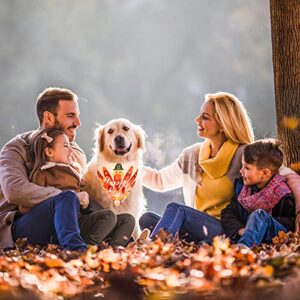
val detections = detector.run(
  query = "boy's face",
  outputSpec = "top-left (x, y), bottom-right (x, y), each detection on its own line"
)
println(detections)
top-left (240, 156), bottom-right (266, 186)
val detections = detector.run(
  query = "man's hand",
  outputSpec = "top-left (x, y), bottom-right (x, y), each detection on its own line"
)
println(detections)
top-left (295, 212), bottom-right (300, 232)
top-left (76, 191), bottom-right (89, 208)
top-left (238, 228), bottom-right (245, 236)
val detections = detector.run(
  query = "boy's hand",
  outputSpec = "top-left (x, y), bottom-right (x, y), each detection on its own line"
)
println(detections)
top-left (238, 228), bottom-right (245, 236)
top-left (76, 191), bottom-right (89, 209)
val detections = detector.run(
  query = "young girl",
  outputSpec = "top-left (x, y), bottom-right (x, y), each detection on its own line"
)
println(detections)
top-left (221, 139), bottom-right (295, 248)
top-left (22, 128), bottom-right (135, 247)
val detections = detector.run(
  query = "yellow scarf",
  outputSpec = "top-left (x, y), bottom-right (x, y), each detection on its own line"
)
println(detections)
top-left (195, 139), bottom-right (239, 218)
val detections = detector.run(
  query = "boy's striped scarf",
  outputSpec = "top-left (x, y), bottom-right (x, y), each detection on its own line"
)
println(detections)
top-left (238, 174), bottom-right (291, 214)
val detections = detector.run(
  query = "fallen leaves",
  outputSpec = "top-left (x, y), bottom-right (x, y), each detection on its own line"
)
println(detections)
top-left (290, 162), bottom-right (300, 172)
top-left (0, 232), bottom-right (300, 299)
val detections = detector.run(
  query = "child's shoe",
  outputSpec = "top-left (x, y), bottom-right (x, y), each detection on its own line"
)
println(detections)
top-left (235, 243), bottom-right (251, 251)
top-left (137, 228), bottom-right (151, 244)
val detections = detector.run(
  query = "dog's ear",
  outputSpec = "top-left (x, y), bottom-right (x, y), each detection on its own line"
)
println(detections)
top-left (94, 125), bottom-right (105, 152)
top-left (135, 125), bottom-right (146, 150)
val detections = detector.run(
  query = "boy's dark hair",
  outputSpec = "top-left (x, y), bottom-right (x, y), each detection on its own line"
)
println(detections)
top-left (243, 138), bottom-right (283, 172)
top-left (36, 87), bottom-right (77, 125)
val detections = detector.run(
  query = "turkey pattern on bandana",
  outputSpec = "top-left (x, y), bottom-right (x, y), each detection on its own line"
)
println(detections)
top-left (96, 161), bottom-right (140, 206)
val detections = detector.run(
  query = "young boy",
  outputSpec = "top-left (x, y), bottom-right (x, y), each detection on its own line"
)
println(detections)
top-left (221, 139), bottom-right (295, 248)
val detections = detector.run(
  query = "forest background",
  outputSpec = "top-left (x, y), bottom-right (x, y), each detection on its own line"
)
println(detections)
top-left (0, 0), bottom-right (275, 213)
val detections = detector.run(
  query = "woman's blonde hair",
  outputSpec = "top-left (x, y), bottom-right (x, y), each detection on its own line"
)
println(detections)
top-left (204, 92), bottom-right (254, 144)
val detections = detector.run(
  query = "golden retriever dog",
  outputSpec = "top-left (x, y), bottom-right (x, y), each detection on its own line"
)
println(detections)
top-left (84, 118), bottom-right (146, 239)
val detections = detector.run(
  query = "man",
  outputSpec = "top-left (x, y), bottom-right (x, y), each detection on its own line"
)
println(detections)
top-left (0, 87), bottom-right (134, 251)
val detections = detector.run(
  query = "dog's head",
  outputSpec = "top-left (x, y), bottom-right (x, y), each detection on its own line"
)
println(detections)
top-left (94, 118), bottom-right (146, 162)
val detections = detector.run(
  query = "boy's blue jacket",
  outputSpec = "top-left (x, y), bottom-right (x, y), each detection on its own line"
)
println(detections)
top-left (221, 178), bottom-right (295, 243)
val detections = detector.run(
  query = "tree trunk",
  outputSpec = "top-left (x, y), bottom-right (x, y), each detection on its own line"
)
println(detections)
top-left (270, 0), bottom-right (300, 173)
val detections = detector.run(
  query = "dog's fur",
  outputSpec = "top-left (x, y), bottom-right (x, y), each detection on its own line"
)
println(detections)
top-left (84, 118), bottom-right (147, 239)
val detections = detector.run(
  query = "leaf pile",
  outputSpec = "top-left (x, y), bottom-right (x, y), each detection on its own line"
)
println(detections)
top-left (0, 231), bottom-right (300, 299)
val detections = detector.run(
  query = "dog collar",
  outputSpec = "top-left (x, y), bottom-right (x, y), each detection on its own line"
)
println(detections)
top-left (96, 161), bottom-right (140, 206)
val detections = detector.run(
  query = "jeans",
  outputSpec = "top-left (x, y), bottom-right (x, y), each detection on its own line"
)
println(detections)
top-left (238, 209), bottom-right (287, 247)
top-left (12, 191), bottom-right (86, 251)
top-left (139, 211), bottom-right (161, 232)
top-left (105, 213), bottom-right (135, 247)
top-left (80, 200), bottom-right (135, 247)
top-left (78, 210), bottom-right (117, 245)
top-left (140, 202), bottom-right (223, 244)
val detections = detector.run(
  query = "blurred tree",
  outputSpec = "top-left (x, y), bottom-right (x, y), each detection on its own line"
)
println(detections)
top-left (270, 0), bottom-right (300, 173)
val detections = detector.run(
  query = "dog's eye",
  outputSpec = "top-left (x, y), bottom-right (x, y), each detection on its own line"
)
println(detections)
top-left (107, 128), bottom-right (114, 134)
top-left (122, 126), bottom-right (130, 131)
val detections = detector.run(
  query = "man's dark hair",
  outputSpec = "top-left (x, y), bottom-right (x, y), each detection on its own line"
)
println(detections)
top-left (36, 87), bottom-right (77, 124)
top-left (243, 138), bottom-right (284, 172)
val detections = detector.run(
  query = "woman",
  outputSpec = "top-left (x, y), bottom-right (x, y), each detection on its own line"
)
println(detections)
top-left (140, 92), bottom-right (299, 244)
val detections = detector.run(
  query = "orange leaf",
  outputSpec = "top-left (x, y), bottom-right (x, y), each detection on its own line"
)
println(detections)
top-left (290, 162), bottom-right (300, 172)
top-left (44, 257), bottom-right (64, 268)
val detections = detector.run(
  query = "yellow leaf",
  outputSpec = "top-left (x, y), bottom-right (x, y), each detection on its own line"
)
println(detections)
top-left (262, 265), bottom-right (274, 277)
top-left (283, 117), bottom-right (299, 130)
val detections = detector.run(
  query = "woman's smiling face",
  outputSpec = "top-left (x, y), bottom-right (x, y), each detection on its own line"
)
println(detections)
top-left (195, 101), bottom-right (223, 140)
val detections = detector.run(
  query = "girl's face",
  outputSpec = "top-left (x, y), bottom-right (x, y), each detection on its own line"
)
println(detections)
top-left (195, 101), bottom-right (223, 140)
top-left (45, 134), bottom-right (73, 164)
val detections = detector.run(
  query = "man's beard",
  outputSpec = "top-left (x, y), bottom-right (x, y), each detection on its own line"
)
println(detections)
top-left (54, 119), bottom-right (76, 143)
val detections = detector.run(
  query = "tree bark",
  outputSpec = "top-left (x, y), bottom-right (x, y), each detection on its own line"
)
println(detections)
top-left (270, 0), bottom-right (300, 173)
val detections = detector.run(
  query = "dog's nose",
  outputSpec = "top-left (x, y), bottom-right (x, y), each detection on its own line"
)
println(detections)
top-left (114, 135), bottom-right (125, 145)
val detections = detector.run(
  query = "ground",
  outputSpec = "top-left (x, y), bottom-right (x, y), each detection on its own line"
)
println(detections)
top-left (1, 231), bottom-right (300, 300)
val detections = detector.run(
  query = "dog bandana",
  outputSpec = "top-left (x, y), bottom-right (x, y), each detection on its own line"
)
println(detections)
top-left (96, 161), bottom-right (140, 206)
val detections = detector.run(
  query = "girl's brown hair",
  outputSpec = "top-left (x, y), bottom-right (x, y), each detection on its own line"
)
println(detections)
top-left (27, 128), bottom-right (66, 182)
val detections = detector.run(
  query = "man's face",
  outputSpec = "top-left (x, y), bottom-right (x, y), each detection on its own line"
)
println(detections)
top-left (54, 100), bottom-right (81, 142)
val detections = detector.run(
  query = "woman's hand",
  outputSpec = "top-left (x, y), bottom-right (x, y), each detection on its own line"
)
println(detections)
top-left (76, 191), bottom-right (89, 209)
